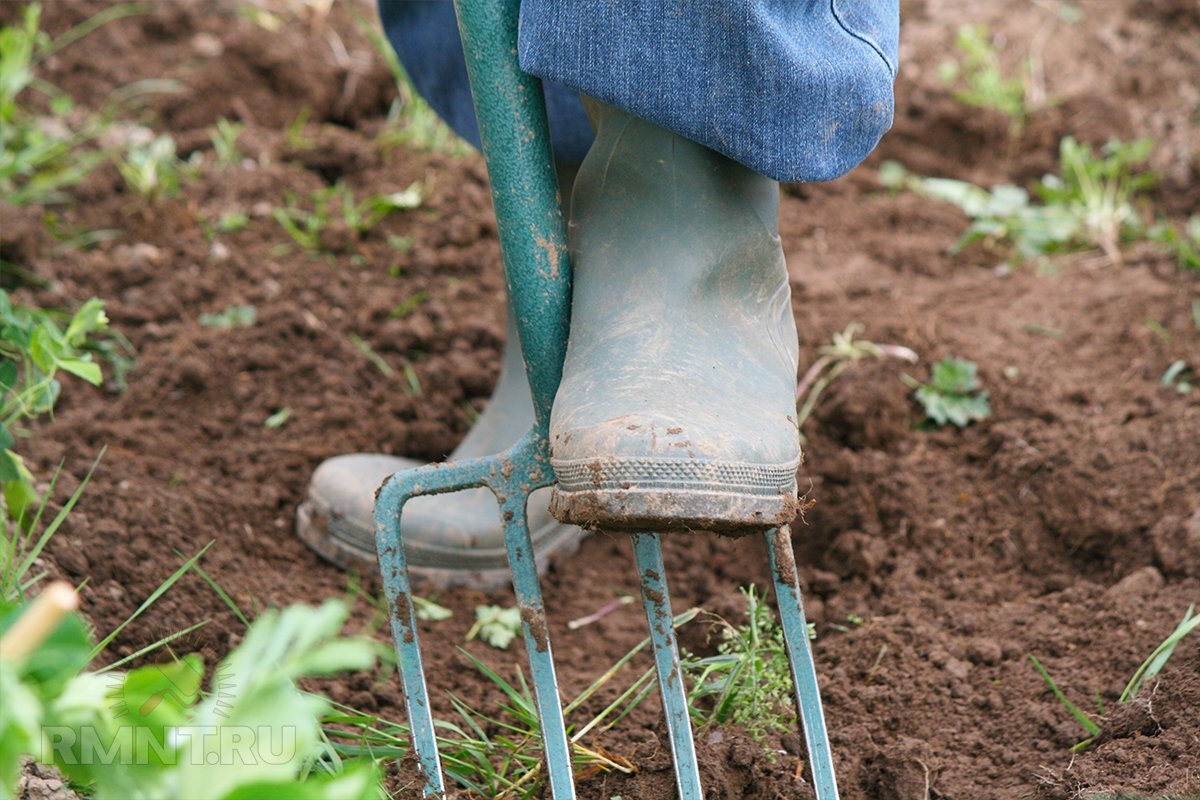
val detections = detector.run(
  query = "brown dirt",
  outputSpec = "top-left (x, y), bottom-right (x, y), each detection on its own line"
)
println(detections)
top-left (5, 1), bottom-right (1199, 798)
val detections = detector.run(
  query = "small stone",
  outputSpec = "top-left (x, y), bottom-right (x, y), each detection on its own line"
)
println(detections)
top-left (191, 32), bottom-right (223, 57)
top-left (926, 646), bottom-right (950, 668)
top-left (1105, 566), bottom-right (1165, 601)
top-left (118, 242), bottom-right (163, 267)
top-left (809, 569), bottom-right (841, 594)
top-left (944, 657), bottom-right (970, 680)
top-left (209, 241), bottom-right (230, 262)
top-left (1150, 511), bottom-right (1200, 578)
top-left (966, 637), bottom-right (1003, 666)
top-left (828, 530), bottom-right (888, 578)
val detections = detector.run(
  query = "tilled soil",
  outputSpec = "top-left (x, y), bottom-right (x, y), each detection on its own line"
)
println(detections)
top-left (5, 1), bottom-right (1199, 798)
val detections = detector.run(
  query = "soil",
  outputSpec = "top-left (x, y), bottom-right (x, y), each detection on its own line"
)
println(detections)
top-left (4, 1), bottom-right (1199, 798)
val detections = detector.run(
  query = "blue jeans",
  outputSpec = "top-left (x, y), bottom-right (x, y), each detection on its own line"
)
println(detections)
top-left (378, 0), bottom-right (898, 182)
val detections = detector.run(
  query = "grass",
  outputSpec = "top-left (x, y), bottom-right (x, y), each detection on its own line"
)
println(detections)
top-left (881, 137), bottom-right (1170, 266)
top-left (353, 11), bottom-right (474, 159)
top-left (327, 609), bottom-right (705, 799)
top-left (272, 182), bottom-right (423, 254)
top-left (1, 3), bottom-right (154, 208)
top-left (1031, 605), bottom-right (1200, 749)
top-left (938, 24), bottom-right (1039, 135)
top-left (114, 132), bottom-right (194, 202)
top-left (683, 586), bottom-right (811, 741)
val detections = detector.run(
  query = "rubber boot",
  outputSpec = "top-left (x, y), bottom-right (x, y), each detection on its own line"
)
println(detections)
top-left (296, 167), bottom-right (584, 589)
top-left (549, 100), bottom-right (802, 532)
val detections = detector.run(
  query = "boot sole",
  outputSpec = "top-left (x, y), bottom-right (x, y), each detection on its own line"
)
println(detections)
top-left (549, 456), bottom-right (801, 532)
top-left (295, 499), bottom-right (586, 591)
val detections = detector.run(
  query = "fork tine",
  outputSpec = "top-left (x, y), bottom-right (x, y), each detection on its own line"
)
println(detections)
top-left (765, 525), bottom-right (840, 799)
top-left (632, 532), bottom-right (704, 799)
top-left (500, 490), bottom-right (577, 799)
top-left (375, 474), bottom-right (445, 797)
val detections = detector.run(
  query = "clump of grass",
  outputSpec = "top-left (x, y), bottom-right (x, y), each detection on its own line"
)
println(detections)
top-left (273, 182), bottom-right (423, 254)
top-left (881, 137), bottom-right (1163, 265)
top-left (114, 132), bottom-right (194, 202)
top-left (328, 611), bottom-right (703, 799)
top-left (208, 117), bottom-right (244, 166)
top-left (903, 357), bottom-right (991, 428)
top-left (1030, 605), bottom-right (1199, 750)
top-left (0, 4), bottom-right (107, 206)
top-left (353, 13), bottom-right (473, 159)
top-left (938, 24), bottom-right (1037, 134)
top-left (684, 586), bottom-right (812, 742)
top-left (198, 304), bottom-right (256, 329)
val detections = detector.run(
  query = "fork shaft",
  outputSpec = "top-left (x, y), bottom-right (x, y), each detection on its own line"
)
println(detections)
top-left (766, 525), bottom-right (839, 799)
top-left (632, 532), bottom-right (703, 800)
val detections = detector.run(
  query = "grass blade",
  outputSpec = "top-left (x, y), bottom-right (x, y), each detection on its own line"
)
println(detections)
top-left (1029, 655), bottom-right (1101, 736)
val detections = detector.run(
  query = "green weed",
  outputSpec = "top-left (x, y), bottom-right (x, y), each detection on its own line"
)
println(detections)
top-left (1031, 605), bottom-right (1199, 749)
top-left (208, 117), bottom-right (244, 166)
top-left (1, 592), bottom-right (384, 799)
top-left (1161, 360), bottom-right (1194, 394)
top-left (903, 358), bottom-right (991, 428)
top-left (327, 609), bottom-right (703, 799)
top-left (467, 605), bottom-right (522, 650)
top-left (272, 183), bottom-right (423, 254)
top-left (881, 137), bottom-right (1161, 264)
top-left (0, 5), bottom-right (105, 206)
top-left (795, 322), bottom-right (918, 440)
top-left (938, 24), bottom-right (1036, 131)
top-left (198, 304), bottom-right (256, 329)
top-left (684, 586), bottom-right (810, 742)
top-left (354, 13), bottom-right (472, 159)
top-left (115, 133), bottom-right (193, 202)
top-left (1149, 215), bottom-right (1200, 271)
top-left (1, 455), bottom-right (98, 602)
top-left (263, 407), bottom-right (292, 429)
top-left (0, 292), bottom-right (110, 520)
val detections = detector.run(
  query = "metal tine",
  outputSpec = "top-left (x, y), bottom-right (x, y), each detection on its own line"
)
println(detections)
top-left (632, 532), bottom-right (704, 799)
top-left (375, 468), bottom-right (475, 797)
top-left (765, 525), bottom-right (840, 800)
top-left (499, 490), bottom-right (577, 799)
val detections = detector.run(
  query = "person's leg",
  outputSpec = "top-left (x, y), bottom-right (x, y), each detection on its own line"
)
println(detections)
top-left (296, 2), bottom-right (589, 587)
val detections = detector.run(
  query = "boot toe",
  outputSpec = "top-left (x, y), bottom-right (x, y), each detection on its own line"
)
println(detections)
top-left (549, 407), bottom-right (801, 532)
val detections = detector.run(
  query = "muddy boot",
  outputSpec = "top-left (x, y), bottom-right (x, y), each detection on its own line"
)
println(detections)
top-left (549, 100), bottom-right (801, 532)
top-left (297, 169), bottom-right (584, 589)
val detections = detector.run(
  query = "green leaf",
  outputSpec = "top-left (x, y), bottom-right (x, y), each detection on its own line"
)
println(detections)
top-left (0, 600), bottom-right (93, 701)
top-left (57, 358), bottom-right (102, 386)
top-left (263, 408), bottom-right (292, 429)
top-left (413, 596), bottom-right (452, 621)
top-left (1029, 655), bottom-right (1101, 737)
top-left (467, 605), bottom-right (522, 650)
top-left (218, 761), bottom-right (381, 800)
top-left (913, 358), bottom-right (991, 427)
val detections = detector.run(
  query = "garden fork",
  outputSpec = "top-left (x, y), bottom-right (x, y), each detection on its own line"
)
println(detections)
top-left (373, 0), bottom-right (839, 797)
